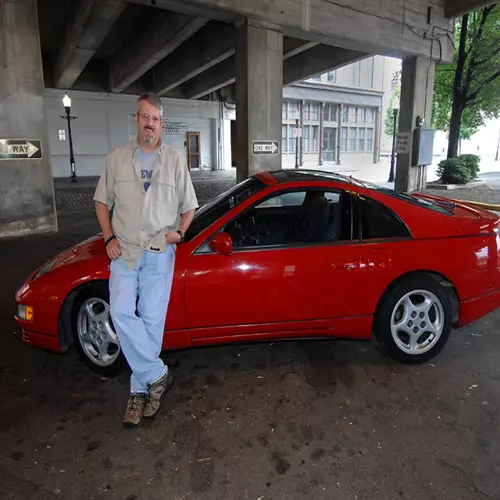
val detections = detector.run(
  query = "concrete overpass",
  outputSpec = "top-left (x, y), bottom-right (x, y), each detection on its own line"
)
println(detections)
top-left (0, 0), bottom-right (485, 236)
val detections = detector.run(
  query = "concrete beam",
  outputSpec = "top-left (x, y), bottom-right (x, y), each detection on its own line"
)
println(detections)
top-left (125, 0), bottom-right (238, 23)
top-left (283, 45), bottom-right (368, 86)
top-left (110, 12), bottom-right (208, 92)
top-left (445, 0), bottom-right (495, 17)
top-left (283, 38), bottom-right (319, 60)
top-left (154, 22), bottom-right (235, 95)
top-left (181, 38), bottom-right (317, 100)
top-left (124, 0), bottom-right (454, 63)
top-left (182, 57), bottom-right (236, 99)
top-left (54, 0), bottom-right (125, 89)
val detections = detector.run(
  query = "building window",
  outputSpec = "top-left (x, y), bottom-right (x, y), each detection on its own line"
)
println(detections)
top-left (282, 102), bottom-right (288, 120)
top-left (323, 104), bottom-right (337, 122)
top-left (352, 61), bottom-right (361, 87)
top-left (349, 128), bottom-right (356, 151)
top-left (303, 103), bottom-right (310, 121)
top-left (366, 128), bottom-right (374, 152)
top-left (358, 128), bottom-right (365, 152)
top-left (366, 108), bottom-right (374, 124)
top-left (304, 103), bottom-right (319, 121)
top-left (341, 106), bottom-right (348, 123)
top-left (311, 125), bottom-right (319, 152)
top-left (323, 128), bottom-right (336, 161)
top-left (340, 127), bottom-right (348, 152)
top-left (357, 108), bottom-right (366, 124)
top-left (366, 57), bottom-right (374, 88)
top-left (311, 103), bottom-right (319, 121)
top-left (303, 125), bottom-right (310, 152)
top-left (348, 106), bottom-right (357, 123)
top-left (327, 70), bottom-right (337, 83)
top-left (282, 125), bottom-right (288, 153)
top-left (289, 102), bottom-right (300, 120)
top-left (288, 125), bottom-right (297, 153)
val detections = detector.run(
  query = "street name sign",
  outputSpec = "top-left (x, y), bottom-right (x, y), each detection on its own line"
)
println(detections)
top-left (0, 139), bottom-right (42, 160)
top-left (252, 140), bottom-right (279, 155)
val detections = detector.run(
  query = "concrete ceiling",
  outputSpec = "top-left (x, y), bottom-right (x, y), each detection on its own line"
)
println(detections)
top-left (37, 0), bottom-right (369, 100)
top-left (445, 0), bottom-right (497, 18)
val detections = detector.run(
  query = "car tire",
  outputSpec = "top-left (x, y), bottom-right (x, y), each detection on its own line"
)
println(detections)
top-left (373, 275), bottom-right (453, 364)
top-left (71, 282), bottom-right (128, 377)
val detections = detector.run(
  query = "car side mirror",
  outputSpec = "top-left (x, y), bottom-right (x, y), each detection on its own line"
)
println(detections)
top-left (209, 232), bottom-right (233, 256)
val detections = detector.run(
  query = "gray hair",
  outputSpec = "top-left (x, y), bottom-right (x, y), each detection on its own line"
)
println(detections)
top-left (137, 93), bottom-right (163, 116)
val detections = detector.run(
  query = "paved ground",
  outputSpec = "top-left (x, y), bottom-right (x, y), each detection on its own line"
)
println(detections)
top-left (1, 173), bottom-right (500, 500)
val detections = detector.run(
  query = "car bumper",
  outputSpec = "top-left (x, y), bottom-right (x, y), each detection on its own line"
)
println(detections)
top-left (19, 328), bottom-right (64, 354)
top-left (459, 289), bottom-right (500, 327)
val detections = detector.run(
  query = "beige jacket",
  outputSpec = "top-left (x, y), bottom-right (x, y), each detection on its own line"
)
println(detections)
top-left (94, 139), bottom-right (198, 269)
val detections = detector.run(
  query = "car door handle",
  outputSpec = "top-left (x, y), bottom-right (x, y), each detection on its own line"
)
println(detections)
top-left (332, 260), bottom-right (356, 271)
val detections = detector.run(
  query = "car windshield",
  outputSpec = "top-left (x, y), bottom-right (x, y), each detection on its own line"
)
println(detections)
top-left (361, 182), bottom-right (454, 215)
top-left (185, 177), bottom-right (266, 241)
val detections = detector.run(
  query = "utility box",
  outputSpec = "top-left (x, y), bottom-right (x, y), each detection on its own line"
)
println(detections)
top-left (412, 128), bottom-right (435, 166)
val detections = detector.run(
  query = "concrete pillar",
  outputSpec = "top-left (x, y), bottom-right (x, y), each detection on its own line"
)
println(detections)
top-left (337, 104), bottom-right (342, 165)
top-left (373, 107), bottom-right (381, 164)
top-left (235, 20), bottom-right (283, 183)
top-left (319, 102), bottom-right (324, 166)
top-left (395, 56), bottom-right (436, 192)
top-left (0, 0), bottom-right (57, 237)
top-left (299, 100), bottom-right (304, 167)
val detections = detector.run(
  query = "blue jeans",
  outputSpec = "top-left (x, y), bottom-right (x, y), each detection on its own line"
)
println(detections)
top-left (109, 246), bottom-right (175, 394)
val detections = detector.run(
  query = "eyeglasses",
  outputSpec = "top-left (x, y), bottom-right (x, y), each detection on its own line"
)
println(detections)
top-left (137, 112), bottom-right (161, 124)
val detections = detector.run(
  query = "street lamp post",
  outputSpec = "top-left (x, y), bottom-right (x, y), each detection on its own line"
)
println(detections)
top-left (62, 93), bottom-right (77, 183)
top-left (388, 99), bottom-right (399, 183)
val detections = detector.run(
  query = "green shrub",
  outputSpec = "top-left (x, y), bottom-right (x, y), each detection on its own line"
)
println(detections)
top-left (459, 154), bottom-right (480, 179)
top-left (437, 158), bottom-right (471, 184)
top-left (437, 154), bottom-right (481, 185)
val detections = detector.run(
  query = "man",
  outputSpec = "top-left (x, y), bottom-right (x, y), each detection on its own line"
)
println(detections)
top-left (93, 93), bottom-right (198, 428)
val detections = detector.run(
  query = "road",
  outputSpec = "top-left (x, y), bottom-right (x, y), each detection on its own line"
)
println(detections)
top-left (0, 180), bottom-right (500, 500)
top-left (479, 171), bottom-right (500, 190)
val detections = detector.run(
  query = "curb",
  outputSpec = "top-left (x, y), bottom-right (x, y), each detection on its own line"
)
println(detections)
top-left (426, 180), bottom-right (486, 190)
top-left (452, 199), bottom-right (500, 212)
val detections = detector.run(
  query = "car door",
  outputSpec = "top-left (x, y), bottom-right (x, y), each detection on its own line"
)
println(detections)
top-left (354, 192), bottom-right (414, 315)
top-left (184, 186), bottom-right (366, 340)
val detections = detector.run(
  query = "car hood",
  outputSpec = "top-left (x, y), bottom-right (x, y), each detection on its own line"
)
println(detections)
top-left (26, 234), bottom-right (106, 283)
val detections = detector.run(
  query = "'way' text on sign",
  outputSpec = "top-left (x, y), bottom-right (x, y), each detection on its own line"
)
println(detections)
top-left (0, 139), bottom-right (42, 160)
top-left (252, 140), bottom-right (279, 155)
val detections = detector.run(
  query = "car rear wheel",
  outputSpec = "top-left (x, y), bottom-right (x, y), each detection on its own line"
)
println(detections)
top-left (373, 275), bottom-right (453, 364)
top-left (71, 282), bottom-right (128, 377)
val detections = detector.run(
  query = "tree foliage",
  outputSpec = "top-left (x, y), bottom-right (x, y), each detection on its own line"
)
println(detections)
top-left (432, 5), bottom-right (500, 157)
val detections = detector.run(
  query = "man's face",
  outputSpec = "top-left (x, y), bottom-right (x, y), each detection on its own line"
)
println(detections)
top-left (136, 100), bottom-right (162, 146)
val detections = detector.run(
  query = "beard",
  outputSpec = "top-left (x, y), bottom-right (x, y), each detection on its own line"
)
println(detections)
top-left (142, 126), bottom-right (156, 145)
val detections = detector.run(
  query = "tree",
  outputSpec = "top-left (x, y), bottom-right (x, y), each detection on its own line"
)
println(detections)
top-left (432, 5), bottom-right (500, 158)
top-left (385, 81), bottom-right (401, 138)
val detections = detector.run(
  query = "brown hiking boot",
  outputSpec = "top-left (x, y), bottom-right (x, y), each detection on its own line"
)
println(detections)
top-left (122, 393), bottom-right (147, 429)
top-left (143, 371), bottom-right (174, 420)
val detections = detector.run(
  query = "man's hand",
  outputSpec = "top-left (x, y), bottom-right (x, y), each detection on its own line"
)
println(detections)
top-left (106, 239), bottom-right (121, 260)
top-left (165, 231), bottom-right (182, 245)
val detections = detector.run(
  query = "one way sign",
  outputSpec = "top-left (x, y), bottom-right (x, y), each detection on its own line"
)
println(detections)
top-left (252, 140), bottom-right (279, 155)
top-left (0, 139), bottom-right (42, 160)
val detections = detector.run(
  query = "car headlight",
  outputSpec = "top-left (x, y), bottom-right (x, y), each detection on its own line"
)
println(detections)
top-left (17, 305), bottom-right (34, 321)
top-left (32, 259), bottom-right (55, 281)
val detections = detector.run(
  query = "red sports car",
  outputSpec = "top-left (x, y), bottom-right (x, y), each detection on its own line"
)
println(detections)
top-left (14, 170), bottom-right (500, 376)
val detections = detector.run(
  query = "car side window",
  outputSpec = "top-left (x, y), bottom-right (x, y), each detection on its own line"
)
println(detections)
top-left (359, 196), bottom-right (410, 240)
top-left (223, 189), bottom-right (351, 249)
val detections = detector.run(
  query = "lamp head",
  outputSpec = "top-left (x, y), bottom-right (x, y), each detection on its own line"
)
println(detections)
top-left (63, 93), bottom-right (71, 110)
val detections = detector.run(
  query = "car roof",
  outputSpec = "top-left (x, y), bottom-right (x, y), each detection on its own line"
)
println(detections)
top-left (267, 169), bottom-right (360, 186)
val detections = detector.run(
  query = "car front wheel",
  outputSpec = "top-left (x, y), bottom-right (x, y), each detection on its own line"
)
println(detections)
top-left (71, 282), bottom-right (128, 377)
top-left (373, 275), bottom-right (453, 364)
